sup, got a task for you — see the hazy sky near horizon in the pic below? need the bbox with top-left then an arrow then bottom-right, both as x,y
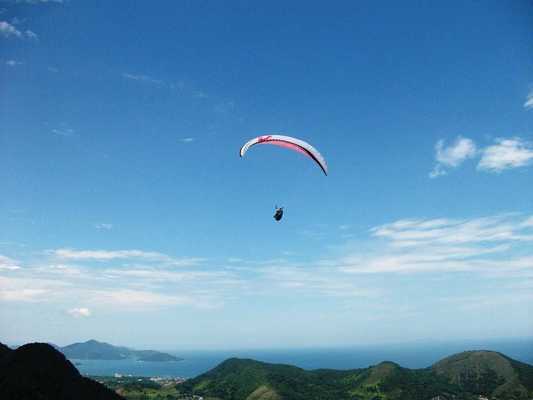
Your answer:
1,0 -> 533,349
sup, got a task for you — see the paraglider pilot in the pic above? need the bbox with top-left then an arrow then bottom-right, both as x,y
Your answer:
274,206 -> 284,221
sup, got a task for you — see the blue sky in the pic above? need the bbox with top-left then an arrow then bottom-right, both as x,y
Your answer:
1,0 -> 532,350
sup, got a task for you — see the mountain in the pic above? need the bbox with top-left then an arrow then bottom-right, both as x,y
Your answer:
59,339 -> 181,361
432,350 -> 533,399
0,343 -> 12,359
180,351 -> 533,400
0,342 -> 123,400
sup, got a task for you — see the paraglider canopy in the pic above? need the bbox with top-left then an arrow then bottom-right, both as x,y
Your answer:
239,135 -> 328,176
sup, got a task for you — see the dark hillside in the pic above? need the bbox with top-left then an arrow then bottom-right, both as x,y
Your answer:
0,343 -> 12,359
0,342 -> 123,400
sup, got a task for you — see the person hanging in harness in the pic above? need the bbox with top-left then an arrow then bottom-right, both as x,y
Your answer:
273,206 -> 284,221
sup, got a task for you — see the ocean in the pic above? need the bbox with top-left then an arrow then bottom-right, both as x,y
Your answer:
74,338 -> 533,379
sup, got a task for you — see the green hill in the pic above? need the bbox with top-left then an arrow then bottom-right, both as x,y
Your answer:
432,350 -> 533,399
179,351 -> 533,400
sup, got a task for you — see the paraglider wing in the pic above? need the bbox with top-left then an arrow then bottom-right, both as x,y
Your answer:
239,135 -> 328,175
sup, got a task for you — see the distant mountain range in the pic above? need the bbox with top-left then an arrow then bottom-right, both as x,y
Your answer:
0,342 -> 122,400
180,350 -> 533,400
57,339 -> 181,362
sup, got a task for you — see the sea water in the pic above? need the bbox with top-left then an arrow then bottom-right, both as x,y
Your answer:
74,337 -> 533,378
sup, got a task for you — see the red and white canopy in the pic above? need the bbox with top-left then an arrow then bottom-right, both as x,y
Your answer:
239,135 -> 328,175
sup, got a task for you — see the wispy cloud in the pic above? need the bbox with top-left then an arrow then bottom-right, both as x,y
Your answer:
0,255 -> 21,270
371,214 -> 533,246
256,264 -> 379,299
523,216 -> 533,227
179,137 -> 194,143
477,137 -> 533,172
25,29 -> 37,39
5,59 -> 23,67
94,223 -> 113,231
0,20 -> 22,38
429,136 -> 477,178
50,248 -> 204,267
0,276 -> 66,302
52,128 -> 75,137
90,289 -> 203,309
525,91 -> 533,110
18,0 -> 63,3
3,213 -> 532,314
122,73 -> 164,86
0,258 -> 226,310
0,21 -> 37,39
334,214 -> 533,275
67,307 -> 91,318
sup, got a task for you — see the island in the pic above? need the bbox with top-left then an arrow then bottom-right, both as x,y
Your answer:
59,339 -> 182,362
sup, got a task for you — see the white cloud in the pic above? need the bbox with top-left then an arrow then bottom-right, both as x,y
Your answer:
52,127 -> 75,137
94,223 -> 113,231
477,137 -> 533,172
429,136 -> 477,178
0,288 -> 48,301
122,73 -> 163,86
525,91 -> 533,110
333,214 -> 533,275
103,267 -> 227,282
0,255 -> 21,270
429,136 -> 533,177
0,21 -> 37,39
0,21 -> 22,38
5,59 -> 22,67
67,307 -> 91,318
372,214 -> 533,246
257,265 -> 379,298
50,248 -> 204,267
179,137 -> 194,143
523,217 -> 533,227
17,0 -> 63,3
90,289 -> 194,309
4,213 -> 532,315
52,248 -> 168,260
25,29 -> 37,39
0,276 -> 66,302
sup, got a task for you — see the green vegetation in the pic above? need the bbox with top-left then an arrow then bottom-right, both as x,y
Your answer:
4,342 -> 532,400
60,339 -> 182,362
179,351 -> 533,400
433,351 -> 533,400
96,376 -> 193,400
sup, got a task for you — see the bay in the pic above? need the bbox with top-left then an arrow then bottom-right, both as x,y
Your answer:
75,337 -> 533,378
